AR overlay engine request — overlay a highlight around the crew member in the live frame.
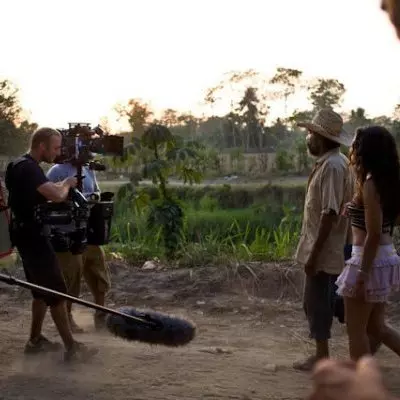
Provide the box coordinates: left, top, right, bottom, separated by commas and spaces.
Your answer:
5, 127, 98, 361
46, 159, 111, 332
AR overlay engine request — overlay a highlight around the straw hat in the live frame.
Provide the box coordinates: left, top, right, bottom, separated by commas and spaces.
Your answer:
297, 108, 353, 147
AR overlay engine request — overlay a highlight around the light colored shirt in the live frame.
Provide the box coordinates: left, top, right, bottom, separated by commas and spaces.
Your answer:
294, 148, 353, 275
46, 163, 100, 233
46, 163, 100, 198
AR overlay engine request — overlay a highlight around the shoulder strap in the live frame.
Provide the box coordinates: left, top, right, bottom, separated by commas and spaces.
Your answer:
3, 155, 31, 212
7, 155, 30, 170
5, 155, 30, 189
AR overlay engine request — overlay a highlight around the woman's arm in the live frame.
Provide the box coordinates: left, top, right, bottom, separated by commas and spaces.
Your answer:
360, 178, 382, 274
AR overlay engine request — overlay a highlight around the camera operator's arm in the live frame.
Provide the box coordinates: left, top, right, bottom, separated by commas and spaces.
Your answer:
19, 160, 77, 203
37, 177, 77, 202
44, 163, 78, 201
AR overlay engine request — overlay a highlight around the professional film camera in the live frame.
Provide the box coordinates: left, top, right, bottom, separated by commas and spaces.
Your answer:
34, 122, 125, 254
54, 122, 123, 169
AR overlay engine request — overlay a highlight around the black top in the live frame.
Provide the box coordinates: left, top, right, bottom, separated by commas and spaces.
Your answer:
5, 153, 49, 224
346, 201, 394, 235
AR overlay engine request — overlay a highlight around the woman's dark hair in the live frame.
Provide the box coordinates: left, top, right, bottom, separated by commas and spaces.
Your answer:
349, 125, 400, 220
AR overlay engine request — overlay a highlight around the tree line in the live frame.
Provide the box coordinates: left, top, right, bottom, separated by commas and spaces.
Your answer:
109, 68, 400, 156
2, 67, 400, 170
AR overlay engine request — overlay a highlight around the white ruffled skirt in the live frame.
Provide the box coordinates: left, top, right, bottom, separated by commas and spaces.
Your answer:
336, 244, 400, 302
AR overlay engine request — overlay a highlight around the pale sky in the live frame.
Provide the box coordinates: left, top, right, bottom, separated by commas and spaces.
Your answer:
2, 0, 400, 132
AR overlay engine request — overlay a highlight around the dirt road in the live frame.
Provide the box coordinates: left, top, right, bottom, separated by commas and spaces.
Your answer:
1, 261, 399, 400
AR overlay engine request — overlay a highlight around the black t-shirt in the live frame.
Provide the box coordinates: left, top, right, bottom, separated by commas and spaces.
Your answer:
6, 154, 49, 223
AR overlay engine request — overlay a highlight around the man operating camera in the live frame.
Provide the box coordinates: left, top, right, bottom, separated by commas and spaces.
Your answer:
5, 127, 98, 362
46, 157, 111, 332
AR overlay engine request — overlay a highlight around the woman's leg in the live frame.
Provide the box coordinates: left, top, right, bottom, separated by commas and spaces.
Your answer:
368, 302, 400, 356
344, 296, 374, 361
368, 333, 382, 355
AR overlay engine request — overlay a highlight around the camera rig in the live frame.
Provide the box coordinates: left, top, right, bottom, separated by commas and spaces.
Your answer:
34, 122, 125, 254
54, 122, 124, 169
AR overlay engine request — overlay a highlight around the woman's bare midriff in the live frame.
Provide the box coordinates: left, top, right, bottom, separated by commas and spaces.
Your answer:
351, 226, 393, 246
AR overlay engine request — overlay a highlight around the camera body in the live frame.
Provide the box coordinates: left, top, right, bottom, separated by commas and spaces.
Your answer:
54, 122, 124, 168
34, 189, 115, 255
37, 122, 125, 254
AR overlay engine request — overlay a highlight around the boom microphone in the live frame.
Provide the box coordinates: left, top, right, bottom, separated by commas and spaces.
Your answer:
0, 272, 196, 347
106, 306, 196, 346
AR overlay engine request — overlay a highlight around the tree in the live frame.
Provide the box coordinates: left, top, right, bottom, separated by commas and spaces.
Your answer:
294, 135, 311, 173
98, 116, 113, 133
287, 109, 315, 128
393, 104, 400, 121
0, 80, 22, 124
349, 107, 368, 122
223, 112, 241, 148
344, 107, 370, 133
125, 124, 203, 259
0, 79, 37, 155
372, 115, 392, 128
236, 87, 267, 150
275, 148, 295, 173
204, 70, 260, 148
308, 78, 346, 110
270, 67, 303, 116
176, 113, 200, 139
114, 98, 153, 138
268, 118, 289, 143
160, 109, 179, 127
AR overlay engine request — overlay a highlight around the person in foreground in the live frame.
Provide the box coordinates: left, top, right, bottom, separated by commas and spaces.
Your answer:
47, 160, 111, 333
5, 127, 98, 362
293, 108, 354, 371
381, 0, 400, 39
308, 355, 393, 400
336, 125, 400, 361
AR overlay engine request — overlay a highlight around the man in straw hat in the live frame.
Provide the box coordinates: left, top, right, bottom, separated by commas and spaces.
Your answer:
293, 108, 354, 371
306, 2, 400, 398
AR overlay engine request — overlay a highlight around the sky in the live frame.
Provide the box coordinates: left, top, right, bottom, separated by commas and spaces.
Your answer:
2, 0, 400, 132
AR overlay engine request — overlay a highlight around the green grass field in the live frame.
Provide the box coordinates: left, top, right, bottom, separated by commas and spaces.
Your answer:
98, 180, 129, 192
100, 176, 305, 265
98, 175, 308, 193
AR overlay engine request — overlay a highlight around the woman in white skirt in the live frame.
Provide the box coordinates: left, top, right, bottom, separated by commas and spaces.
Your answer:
337, 125, 400, 361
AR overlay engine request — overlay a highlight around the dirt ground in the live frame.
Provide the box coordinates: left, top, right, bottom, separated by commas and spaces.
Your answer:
1, 260, 400, 400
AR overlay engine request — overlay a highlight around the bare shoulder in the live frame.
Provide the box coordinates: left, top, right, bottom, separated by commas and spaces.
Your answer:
363, 177, 379, 202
